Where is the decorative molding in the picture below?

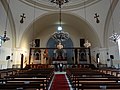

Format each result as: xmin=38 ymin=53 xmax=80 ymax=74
xmin=19 ymin=0 xmax=102 ymax=11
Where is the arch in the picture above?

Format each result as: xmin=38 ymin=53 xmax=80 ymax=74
xmin=20 ymin=12 xmax=101 ymax=49
xmin=104 ymin=0 xmax=118 ymax=48
xmin=20 ymin=0 xmax=102 ymax=11
xmin=46 ymin=37 xmax=74 ymax=63
xmin=1 ymin=0 xmax=16 ymax=48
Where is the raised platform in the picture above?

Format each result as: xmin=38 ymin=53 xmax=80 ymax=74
xmin=53 ymin=61 xmax=67 ymax=64
xmin=52 ymin=58 xmax=67 ymax=64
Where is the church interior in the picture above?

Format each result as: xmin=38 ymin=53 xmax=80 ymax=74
xmin=0 ymin=0 xmax=120 ymax=90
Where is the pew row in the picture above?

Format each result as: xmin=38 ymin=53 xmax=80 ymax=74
xmin=0 ymin=68 xmax=54 ymax=90
xmin=66 ymin=68 xmax=120 ymax=90
xmin=0 ymin=78 xmax=47 ymax=90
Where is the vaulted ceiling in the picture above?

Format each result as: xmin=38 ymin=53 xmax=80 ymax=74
xmin=19 ymin=0 xmax=101 ymax=11
xmin=0 ymin=0 xmax=120 ymax=49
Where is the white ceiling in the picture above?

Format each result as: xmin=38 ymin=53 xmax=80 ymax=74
xmin=0 ymin=0 xmax=120 ymax=49
xmin=19 ymin=0 xmax=102 ymax=11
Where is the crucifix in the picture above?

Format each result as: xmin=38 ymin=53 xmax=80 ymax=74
xmin=20 ymin=13 xmax=26 ymax=24
xmin=94 ymin=13 xmax=100 ymax=23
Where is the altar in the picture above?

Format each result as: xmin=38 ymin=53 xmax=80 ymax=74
xmin=29 ymin=47 xmax=91 ymax=65
xmin=52 ymin=58 xmax=67 ymax=64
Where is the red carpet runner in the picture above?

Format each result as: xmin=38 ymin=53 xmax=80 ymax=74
xmin=50 ymin=74 xmax=70 ymax=90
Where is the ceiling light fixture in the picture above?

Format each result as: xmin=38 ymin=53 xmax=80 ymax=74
xmin=109 ymin=0 xmax=120 ymax=43
xmin=0 ymin=0 xmax=10 ymax=46
xmin=29 ymin=1 xmax=36 ymax=47
xmin=83 ymin=0 xmax=91 ymax=48
xmin=51 ymin=0 xmax=69 ymax=43
xmin=50 ymin=0 xmax=69 ymax=8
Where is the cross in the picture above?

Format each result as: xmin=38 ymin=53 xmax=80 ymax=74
xmin=94 ymin=13 xmax=100 ymax=23
xmin=20 ymin=13 xmax=26 ymax=24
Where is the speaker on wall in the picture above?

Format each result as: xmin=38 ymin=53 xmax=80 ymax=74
xmin=80 ymin=39 xmax=85 ymax=47
xmin=35 ymin=39 xmax=40 ymax=47
xmin=110 ymin=55 xmax=114 ymax=59
xmin=6 ymin=56 xmax=10 ymax=60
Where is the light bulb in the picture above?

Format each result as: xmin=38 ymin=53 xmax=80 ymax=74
xmin=58 ymin=26 xmax=62 ymax=31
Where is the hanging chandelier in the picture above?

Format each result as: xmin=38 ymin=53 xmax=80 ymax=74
xmin=0 ymin=31 xmax=10 ymax=42
xmin=83 ymin=0 xmax=91 ymax=48
xmin=50 ymin=0 xmax=69 ymax=8
xmin=52 ymin=31 xmax=69 ymax=42
xmin=109 ymin=0 xmax=120 ymax=43
xmin=29 ymin=1 xmax=36 ymax=47
xmin=0 ymin=0 xmax=10 ymax=45
xmin=29 ymin=40 xmax=36 ymax=47
xmin=51 ymin=0 xmax=69 ymax=42
xmin=109 ymin=32 xmax=120 ymax=43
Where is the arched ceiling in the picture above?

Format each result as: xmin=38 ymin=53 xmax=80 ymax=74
xmin=21 ymin=12 xmax=100 ymax=48
xmin=19 ymin=0 xmax=102 ymax=11
xmin=18 ymin=0 xmax=102 ymax=48
xmin=1 ymin=0 xmax=119 ymax=49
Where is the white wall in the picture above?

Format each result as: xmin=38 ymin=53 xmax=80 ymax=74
xmin=91 ymin=44 xmax=120 ymax=68
xmin=0 ymin=47 xmax=12 ymax=69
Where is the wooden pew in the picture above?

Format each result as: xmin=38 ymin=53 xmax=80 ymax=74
xmin=1 ymin=68 xmax=54 ymax=90
xmin=66 ymin=67 xmax=120 ymax=89
xmin=0 ymin=78 xmax=49 ymax=89
xmin=77 ymin=82 xmax=120 ymax=90
xmin=0 ymin=69 xmax=19 ymax=78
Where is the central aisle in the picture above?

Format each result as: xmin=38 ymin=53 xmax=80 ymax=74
xmin=50 ymin=72 xmax=70 ymax=90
